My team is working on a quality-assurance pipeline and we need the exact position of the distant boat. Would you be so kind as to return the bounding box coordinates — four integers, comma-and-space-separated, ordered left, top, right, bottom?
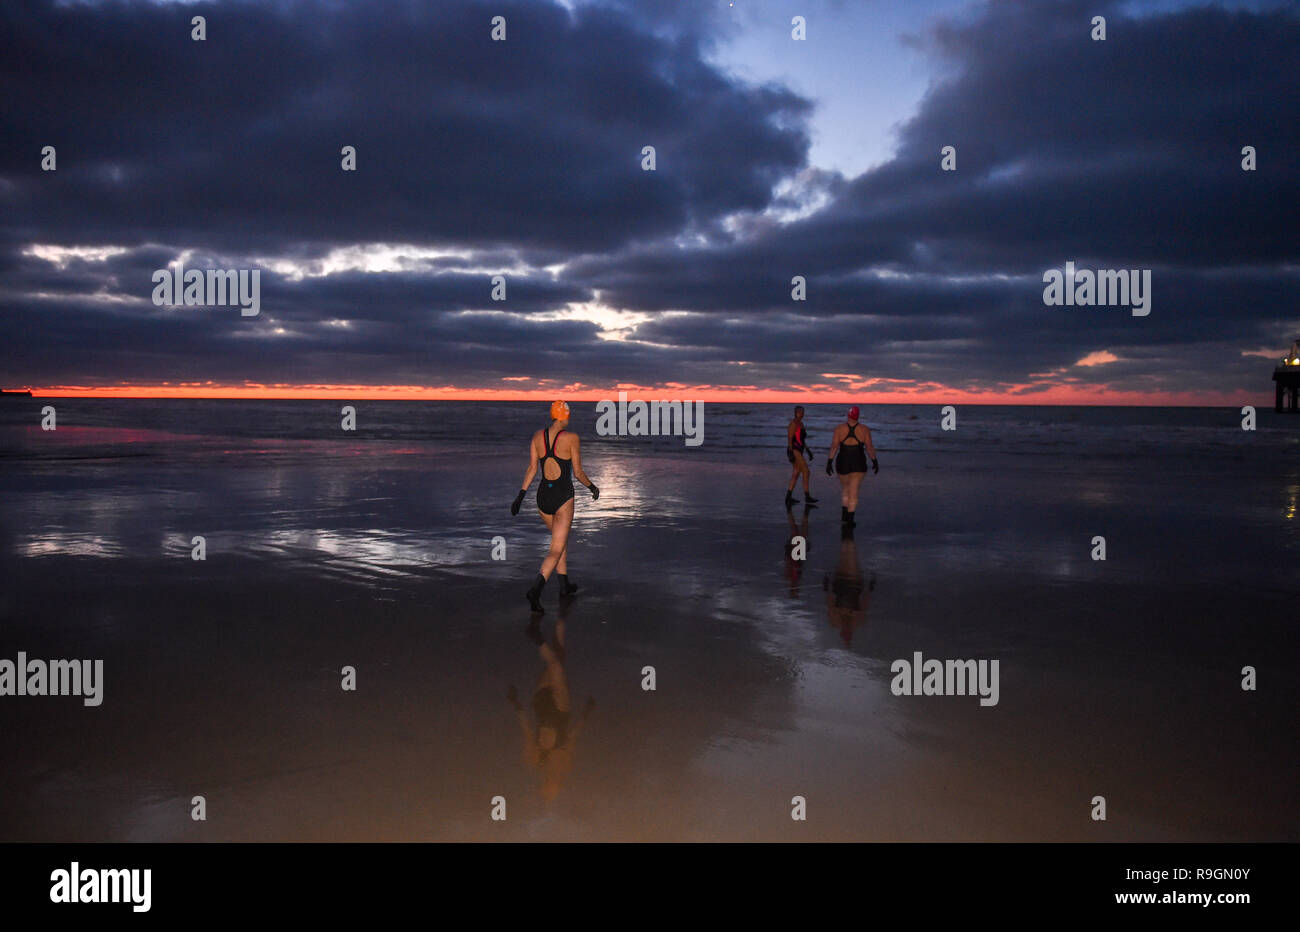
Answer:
0, 389, 33, 397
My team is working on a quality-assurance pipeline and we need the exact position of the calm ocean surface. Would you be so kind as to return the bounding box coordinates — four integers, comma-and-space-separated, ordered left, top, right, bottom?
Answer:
2, 398, 1296, 462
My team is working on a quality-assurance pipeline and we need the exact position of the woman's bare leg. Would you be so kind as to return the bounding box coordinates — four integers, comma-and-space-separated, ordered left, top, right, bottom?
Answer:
537, 510, 568, 575
847, 472, 865, 512
539, 499, 574, 580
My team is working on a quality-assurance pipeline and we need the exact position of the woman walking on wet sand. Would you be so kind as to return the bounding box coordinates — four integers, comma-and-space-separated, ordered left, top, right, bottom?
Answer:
511, 400, 599, 613
825, 405, 878, 526
785, 405, 818, 508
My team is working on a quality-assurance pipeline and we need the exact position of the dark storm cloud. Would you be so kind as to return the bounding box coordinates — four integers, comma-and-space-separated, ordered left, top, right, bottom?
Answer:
624, 265, 1297, 394
564, 0, 1299, 393
842, 0, 1299, 270
589, 0, 1299, 284
0, 244, 586, 318
0, 0, 811, 386
3, 290, 625, 387
1, 0, 1296, 395
0, 0, 809, 254
0, 244, 685, 388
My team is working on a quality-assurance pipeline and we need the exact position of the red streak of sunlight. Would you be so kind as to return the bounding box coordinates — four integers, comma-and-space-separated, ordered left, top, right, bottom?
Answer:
19, 382, 1260, 406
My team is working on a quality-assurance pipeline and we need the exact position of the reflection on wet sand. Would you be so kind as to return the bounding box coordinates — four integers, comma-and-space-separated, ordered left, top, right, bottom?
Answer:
823, 525, 875, 647
508, 598, 595, 801
783, 505, 811, 597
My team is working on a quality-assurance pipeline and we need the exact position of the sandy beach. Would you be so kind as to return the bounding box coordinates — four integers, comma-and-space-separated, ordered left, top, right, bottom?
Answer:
0, 400, 1295, 841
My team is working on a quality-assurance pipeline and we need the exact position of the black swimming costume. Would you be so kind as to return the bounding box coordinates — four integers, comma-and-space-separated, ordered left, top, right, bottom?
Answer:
835, 423, 869, 474
537, 427, 575, 515
788, 422, 807, 463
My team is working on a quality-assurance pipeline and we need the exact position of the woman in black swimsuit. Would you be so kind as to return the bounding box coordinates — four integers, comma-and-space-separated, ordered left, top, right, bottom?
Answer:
785, 405, 817, 508
511, 400, 598, 613
825, 405, 878, 526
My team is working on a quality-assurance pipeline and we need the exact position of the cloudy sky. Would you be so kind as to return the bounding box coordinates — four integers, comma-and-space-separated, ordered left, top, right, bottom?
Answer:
2, 0, 1296, 403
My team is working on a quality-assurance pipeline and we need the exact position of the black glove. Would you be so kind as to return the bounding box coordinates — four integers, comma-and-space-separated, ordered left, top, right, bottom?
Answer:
826, 458, 834, 476
871, 458, 879, 474
511, 489, 526, 515
589, 483, 600, 501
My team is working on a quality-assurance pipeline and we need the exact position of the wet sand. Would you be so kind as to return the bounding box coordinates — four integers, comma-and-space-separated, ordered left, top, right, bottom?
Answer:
1, 431, 1296, 841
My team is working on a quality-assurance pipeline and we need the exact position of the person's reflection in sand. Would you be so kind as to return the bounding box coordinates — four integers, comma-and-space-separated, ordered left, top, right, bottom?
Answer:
507, 600, 595, 801
784, 505, 811, 597
823, 524, 876, 646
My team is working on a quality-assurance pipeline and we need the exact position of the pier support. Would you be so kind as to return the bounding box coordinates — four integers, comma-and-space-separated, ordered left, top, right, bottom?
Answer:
1275, 369, 1300, 413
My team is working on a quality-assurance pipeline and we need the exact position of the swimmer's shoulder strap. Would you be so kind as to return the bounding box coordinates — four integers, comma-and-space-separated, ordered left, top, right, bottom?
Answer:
544, 427, 564, 459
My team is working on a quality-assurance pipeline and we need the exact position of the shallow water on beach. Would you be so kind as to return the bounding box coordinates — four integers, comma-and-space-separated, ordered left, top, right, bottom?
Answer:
0, 400, 1296, 840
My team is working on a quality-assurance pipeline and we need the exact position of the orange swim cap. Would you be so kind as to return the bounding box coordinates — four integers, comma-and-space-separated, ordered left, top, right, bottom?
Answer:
550, 400, 570, 421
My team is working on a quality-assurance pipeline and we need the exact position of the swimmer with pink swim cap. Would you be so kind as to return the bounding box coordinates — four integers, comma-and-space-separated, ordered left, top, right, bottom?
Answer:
826, 405, 878, 528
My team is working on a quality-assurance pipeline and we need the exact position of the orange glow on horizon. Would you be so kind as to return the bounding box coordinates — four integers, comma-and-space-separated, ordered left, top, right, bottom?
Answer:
15, 381, 1263, 407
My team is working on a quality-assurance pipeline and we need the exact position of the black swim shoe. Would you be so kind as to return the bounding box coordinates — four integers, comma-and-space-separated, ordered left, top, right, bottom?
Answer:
526, 574, 546, 614
785, 491, 798, 508
804, 493, 819, 504
557, 573, 578, 596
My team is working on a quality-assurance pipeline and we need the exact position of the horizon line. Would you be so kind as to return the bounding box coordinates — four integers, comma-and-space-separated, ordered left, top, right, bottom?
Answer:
4, 383, 1271, 407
